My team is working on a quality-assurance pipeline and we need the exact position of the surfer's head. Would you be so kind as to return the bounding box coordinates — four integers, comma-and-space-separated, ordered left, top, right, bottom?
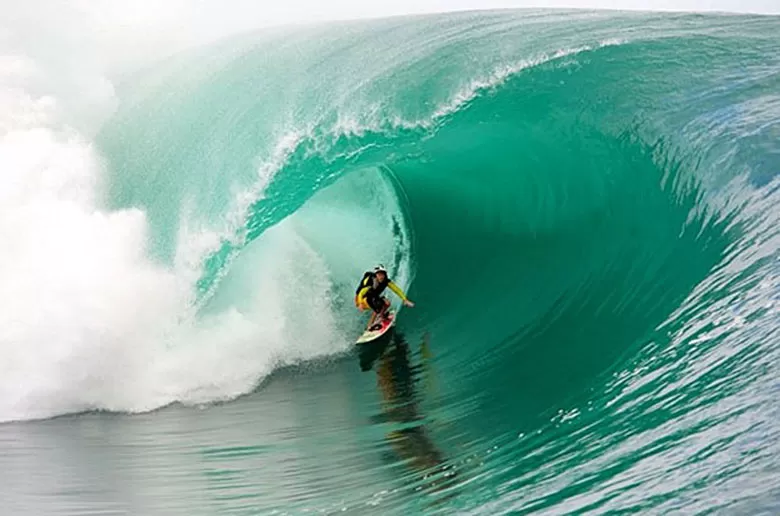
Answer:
374, 264, 387, 281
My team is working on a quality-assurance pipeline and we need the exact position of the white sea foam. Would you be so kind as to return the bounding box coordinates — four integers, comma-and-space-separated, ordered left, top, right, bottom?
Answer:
0, 40, 361, 424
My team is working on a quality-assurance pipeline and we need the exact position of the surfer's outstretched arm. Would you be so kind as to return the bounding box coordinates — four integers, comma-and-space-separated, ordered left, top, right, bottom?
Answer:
388, 281, 415, 307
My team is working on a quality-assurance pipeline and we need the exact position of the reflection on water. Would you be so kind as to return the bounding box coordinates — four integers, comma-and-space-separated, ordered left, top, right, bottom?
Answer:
358, 330, 457, 492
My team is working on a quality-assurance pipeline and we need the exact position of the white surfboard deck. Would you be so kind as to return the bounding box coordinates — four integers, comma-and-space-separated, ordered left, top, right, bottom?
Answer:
355, 311, 396, 344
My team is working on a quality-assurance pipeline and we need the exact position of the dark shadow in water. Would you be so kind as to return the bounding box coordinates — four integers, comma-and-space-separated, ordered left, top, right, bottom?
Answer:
357, 330, 457, 492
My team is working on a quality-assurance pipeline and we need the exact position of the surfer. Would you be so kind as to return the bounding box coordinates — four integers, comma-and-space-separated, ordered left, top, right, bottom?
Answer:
355, 265, 414, 330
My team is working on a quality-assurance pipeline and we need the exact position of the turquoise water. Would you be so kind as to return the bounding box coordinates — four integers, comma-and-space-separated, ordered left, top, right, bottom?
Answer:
2, 9, 780, 514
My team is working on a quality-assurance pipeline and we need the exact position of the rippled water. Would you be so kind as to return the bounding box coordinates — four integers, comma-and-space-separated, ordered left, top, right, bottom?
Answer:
2, 8, 780, 515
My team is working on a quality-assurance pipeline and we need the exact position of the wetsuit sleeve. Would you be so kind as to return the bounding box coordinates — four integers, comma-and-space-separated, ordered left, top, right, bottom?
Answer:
387, 281, 409, 302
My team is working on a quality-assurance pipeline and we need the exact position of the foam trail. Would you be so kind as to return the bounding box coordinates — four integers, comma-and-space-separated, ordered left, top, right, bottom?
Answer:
0, 52, 192, 419
0, 125, 183, 420
0, 46, 359, 422
0, 114, 365, 421
0, 125, 357, 421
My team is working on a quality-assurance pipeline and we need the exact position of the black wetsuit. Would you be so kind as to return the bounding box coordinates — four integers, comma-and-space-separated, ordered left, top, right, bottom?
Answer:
355, 272, 408, 313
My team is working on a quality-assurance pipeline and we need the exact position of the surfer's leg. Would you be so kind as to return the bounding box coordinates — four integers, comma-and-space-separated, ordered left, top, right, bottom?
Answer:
367, 294, 383, 329
367, 311, 378, 329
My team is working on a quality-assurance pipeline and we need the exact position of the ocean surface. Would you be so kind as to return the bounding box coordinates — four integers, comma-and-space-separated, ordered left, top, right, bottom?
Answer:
2, 8, 780, 515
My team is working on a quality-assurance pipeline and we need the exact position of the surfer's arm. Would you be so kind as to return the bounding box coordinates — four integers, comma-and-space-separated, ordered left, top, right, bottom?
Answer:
388, 281, 414, 307
387, 281, 407, 301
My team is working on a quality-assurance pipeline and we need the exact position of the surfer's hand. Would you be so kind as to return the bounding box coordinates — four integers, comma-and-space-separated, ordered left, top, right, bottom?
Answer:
404, 300, 415, 307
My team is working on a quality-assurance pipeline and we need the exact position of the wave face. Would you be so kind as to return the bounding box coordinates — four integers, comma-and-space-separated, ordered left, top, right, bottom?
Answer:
3, 9, 780, 514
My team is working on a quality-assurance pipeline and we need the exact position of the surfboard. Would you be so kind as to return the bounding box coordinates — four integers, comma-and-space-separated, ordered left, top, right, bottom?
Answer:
356, 310, 396, 344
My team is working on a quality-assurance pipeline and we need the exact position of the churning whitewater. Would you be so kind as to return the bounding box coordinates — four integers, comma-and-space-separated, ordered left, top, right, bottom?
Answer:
2, 7, 780, 514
